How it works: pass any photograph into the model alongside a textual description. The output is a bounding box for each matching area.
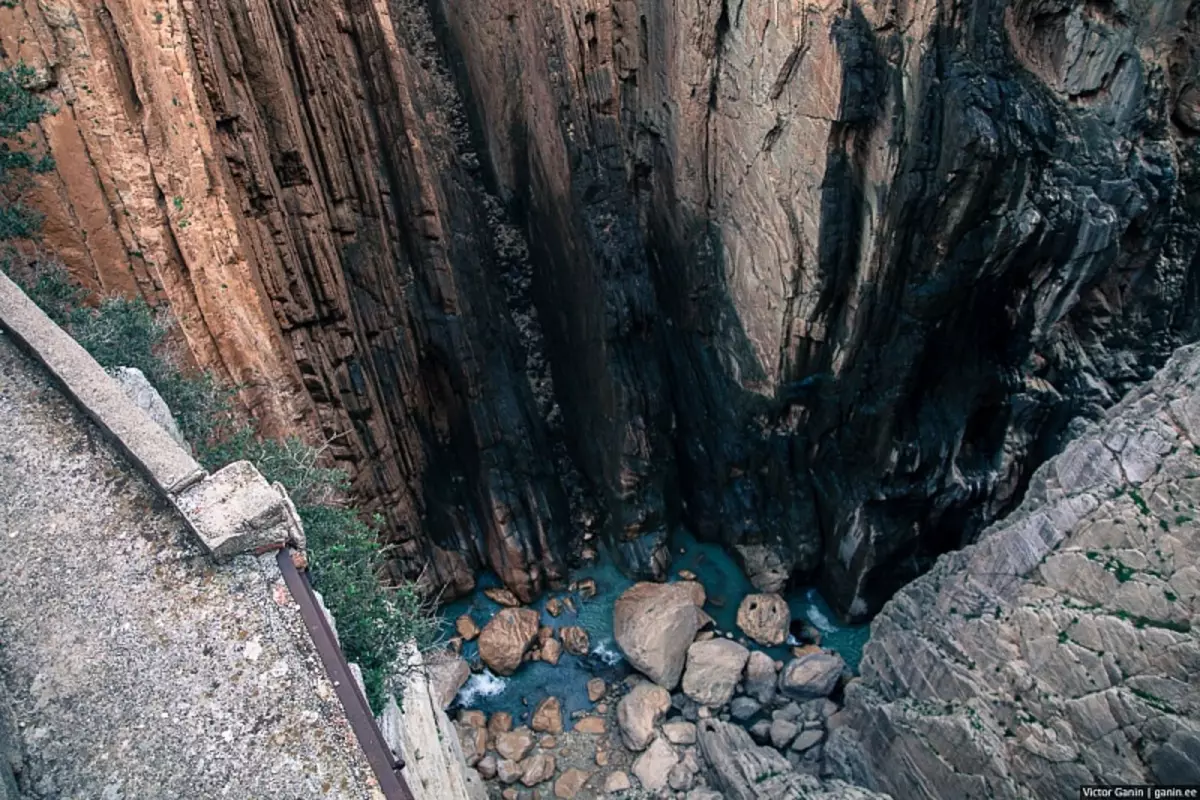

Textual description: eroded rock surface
[831,343,1200,798]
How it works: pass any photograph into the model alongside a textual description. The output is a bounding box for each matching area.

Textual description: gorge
[4,0,1200,620]
[3,0,1200,794]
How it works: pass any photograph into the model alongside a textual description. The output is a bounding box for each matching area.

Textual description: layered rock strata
[5,0,1200,614]
[828,342,1200,797]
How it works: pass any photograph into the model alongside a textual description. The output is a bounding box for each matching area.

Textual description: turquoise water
[441,534,868,724]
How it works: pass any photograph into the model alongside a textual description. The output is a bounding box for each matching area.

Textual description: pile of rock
[602,580,881,797]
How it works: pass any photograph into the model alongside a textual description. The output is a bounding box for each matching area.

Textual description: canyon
[3,0,1200,627]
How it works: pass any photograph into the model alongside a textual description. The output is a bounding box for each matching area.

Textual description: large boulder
[477,608,540,676]
[616,682,671,751]
[681,639,749,707]
[778,652,843,700]
[736,593,790,646]
[613,582,707,688]
[531,696,563,734]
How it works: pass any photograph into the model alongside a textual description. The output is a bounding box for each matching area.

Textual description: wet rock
[681,639,749,707]
[478,608,540,676]
[545,597,563,617]
[736,593,790,647]
[730,697,761,721]
[520,752,556,786]
[487,711,513,738]
[632,736,678,792]
[733,545,793,594]
[613,582,707,689]
[484,587,522,607]
[554,767,592,798]
[587,678,607,702]
[560,625,589,656]
[539,637,562,666]
[603,771,631,793]
[778,653,843,700]
[662,720,697,745]
[455,615,480,641]
[576,579,597,600]
[531,696,563,734]
[459,709,486,728]
[495,727,535,762]
[769,719,798,750]
[616,682,671,751]
[744,651,778,706]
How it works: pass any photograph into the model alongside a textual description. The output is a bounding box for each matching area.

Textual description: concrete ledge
[0,271,302,561]
[0,271,204,494]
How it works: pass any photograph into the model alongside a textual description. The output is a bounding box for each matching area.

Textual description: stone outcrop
[696,719,888,800]
[6,0,1200,618]
[613,581,707,688]
[829,343,1200,798]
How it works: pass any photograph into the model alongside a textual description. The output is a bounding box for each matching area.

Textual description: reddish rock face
[6,0,1200,619]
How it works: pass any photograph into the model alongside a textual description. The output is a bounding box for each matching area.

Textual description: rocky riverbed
[437,559,876,798]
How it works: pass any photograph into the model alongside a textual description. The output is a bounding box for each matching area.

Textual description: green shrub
[0,63,55,242]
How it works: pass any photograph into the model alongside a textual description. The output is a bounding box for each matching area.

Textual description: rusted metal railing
[276,548,415,800]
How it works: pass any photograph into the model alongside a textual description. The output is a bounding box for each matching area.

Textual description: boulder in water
[455,614,480,641]
[736,593,790,646]
[478,608,540,675]
[613,582,707,689]
[560,625,590,655]
[531,696,563,734]
[484,587,522,607]
[733,544,793,594]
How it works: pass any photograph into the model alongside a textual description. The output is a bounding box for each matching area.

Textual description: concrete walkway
[0,329,379,799]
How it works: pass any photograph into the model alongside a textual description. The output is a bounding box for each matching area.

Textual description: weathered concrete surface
[0,330,380,799]
[828,343,1200,799]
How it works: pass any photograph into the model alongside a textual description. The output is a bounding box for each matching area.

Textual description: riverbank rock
[681,639,749,707]
[697,719,887,800]
[613,582,707,689]
[632,737,677,792]
[617,682,671,751]
[520,752,555,786]
[736,593,790,646]
[603,771,630,793]
[531,697,563,734]
[495,728,535,762]
[428,651,471,708]
[478,608,540,675]
[779,652,843,699]
[662,720,697,745]
[560,625,589,656]
[553,767,591,798]
[488,712,513,738]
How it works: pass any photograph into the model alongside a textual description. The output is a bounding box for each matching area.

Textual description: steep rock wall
[5,0,1200,618]
[0,0,570,601]
[432,0,1200,616]
[826,341,1200,797]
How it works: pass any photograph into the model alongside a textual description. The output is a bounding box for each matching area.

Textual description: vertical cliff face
[0,0,571,602]
[431,0,1200,616]
[5,0,1200,617]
